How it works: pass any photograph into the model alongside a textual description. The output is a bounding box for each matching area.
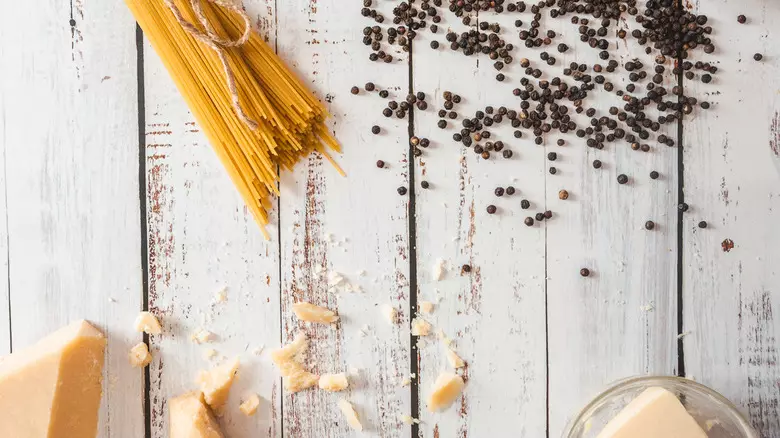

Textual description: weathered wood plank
[143,1,282,436]
[276,0,412,436]
[0,144,8,356]
[544,14,679,436]
[0,2,145,436]
[682,1,780,435]
[412,10,548,438]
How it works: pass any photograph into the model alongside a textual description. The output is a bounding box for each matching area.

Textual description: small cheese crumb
[292,302,339,324]
[382,305,398,325]
[418,301,434,314]
[400,377,411,387]
[129,342,152,368]
[446,349,465,368]
[432,258,446,281]
[399,414,420,425]
[319,373,349,392]
[427,372,465,412]
[411,318,432,336]
[203,348,218,360]
[271,334,320,393]
[239,394,261,416]
[191,328,214,344]
[328,271,345,287]
[214,287,227,303]
[196,357,240,411]
[133,311,162,335]
[338,400,364,431]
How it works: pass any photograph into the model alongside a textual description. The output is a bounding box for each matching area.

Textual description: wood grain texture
[143,1,282,437]
[276,0,412,436]
[0,1,145,436]
[545,16,679,436]
[412,10,548,438]
[682,1,780,436]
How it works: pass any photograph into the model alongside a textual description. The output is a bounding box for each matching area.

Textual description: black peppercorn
[698,221,708,229]
[371,125,380,134]
[379,90,388,98]
[535,212,545,221]
[617,174,628,184]
[650,171,659,179]
[438,120,447,129]
[580,268,590,277]
[521,199,530,209]
[524,217,535,226]
[549,167,557,175]
[547,152,557,161]
[365,82,375,92]
[494,187,505,197]
[487,205,497,214]
[397,186,407,195]
[645,220,655,230]
[592,160,602,169]
[754,53,763,61]
[502,150,513,159]
[421,181,430,189]
[376,160,385,168]
[462,264,471,273]
[350,86,359,95]
[430,41,439,49]
[506,186,516,196]
[382,108,392,118]
[737,15,747,24]
[678,203,689,212]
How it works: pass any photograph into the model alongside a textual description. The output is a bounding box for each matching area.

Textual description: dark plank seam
[407,37,421,438]
[135,23,153,438]
[273,3,285,436]
[3,94,11,354]
[544,145,550,438]
[675,0,686,378]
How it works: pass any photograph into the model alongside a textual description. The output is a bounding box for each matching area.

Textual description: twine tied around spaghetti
[164,0,259,130]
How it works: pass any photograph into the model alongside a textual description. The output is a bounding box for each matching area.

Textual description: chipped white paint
[683,1,780,436]
[0,1,145,436]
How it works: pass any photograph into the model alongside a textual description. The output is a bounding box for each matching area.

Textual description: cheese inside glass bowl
[563,376,758,438]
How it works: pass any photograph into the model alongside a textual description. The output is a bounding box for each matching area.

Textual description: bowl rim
[562,375,758,438]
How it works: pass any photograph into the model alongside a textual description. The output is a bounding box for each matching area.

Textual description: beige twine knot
[164,0,259,130]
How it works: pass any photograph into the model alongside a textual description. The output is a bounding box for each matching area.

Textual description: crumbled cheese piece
[133,311,162,335]
[319,373,349,392]
[129,342,152,368]
[399,414,420,425]
[292,302,339,324]
[411,318,432,336]
[418,301,434,314]
[271,334,319,393]
[427,372,465,412]
[328,271,345,287]
[446,349,465,368]
[677,331,692,339]
[191,328,214,344]
[432,258,446,281]
[203,348,218,360]
[196,357,240,411]
[338,400,363,431]
[382,305,398,324]
[213,287,227,303]
[400,377,411,387]
[239,394,260,416]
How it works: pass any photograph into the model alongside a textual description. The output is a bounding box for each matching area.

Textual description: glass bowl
[563,376,758,438]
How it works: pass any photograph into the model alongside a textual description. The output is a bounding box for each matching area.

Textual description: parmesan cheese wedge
[129,342,152,368]
[239,394,261,416]
[338,399,364,431]
[411,318,432,336]
[446,349,465,368]
[427,372,465,412]
[169,391,224,438]
[134,311,162,335]
[196,357,240,411]
[319,373,349,392]
[292,302,339,324]
[271,334,320,393]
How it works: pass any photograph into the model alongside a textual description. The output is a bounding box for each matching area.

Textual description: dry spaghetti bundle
[125,0,341,239]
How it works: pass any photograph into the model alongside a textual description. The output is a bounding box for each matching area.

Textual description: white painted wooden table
[1,0,779,437]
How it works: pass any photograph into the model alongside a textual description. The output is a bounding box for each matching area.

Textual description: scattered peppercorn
[410,136,420,146]
[487,205,497,214]
[462,264,471,273]
[617,174,628,185]
[737,15,747,24]
[365,82,375,91]
[593,160,602,169]
[350,86,359,95]
[544,210,553,219]
[549,167,557,175]
[376,160,385,168]
[547,152,557,161]
[535,212,545,221]
[505,186,516,195]
[754,53,763,61]
[645,220,655,230]
[521,199,530,209]
[580,268,590,277]
[558,190,569,200]
[371,125,380,134]
[397,186,407,195]
[650,171,660,179]
[678,203,689,212]
[698,221,708,229]
[494,187,505,197]
[524,217,535,226]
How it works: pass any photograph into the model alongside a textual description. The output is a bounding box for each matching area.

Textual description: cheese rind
[169,391,224,438]
[196,357,240,411]
[427,372,465,412]
[596,387,708,438]
[0,320,106,438]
